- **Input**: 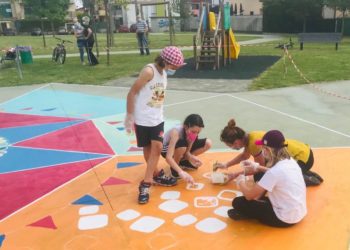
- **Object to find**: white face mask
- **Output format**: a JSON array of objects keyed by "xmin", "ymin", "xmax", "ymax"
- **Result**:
[{"xmin": 166, "ymin": 69, "xmax": 176, "ymax": 76}]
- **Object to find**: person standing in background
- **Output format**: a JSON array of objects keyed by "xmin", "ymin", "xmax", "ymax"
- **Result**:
[
  {"xmin": 72, "ymin": 17, "xmax": 86, "ymax": 65},
  {"xmin": 136, "ymin": 15, "xmax": 150, "ymax": 56},
  {"xmin": 82, "ymin": 19, "xmax": 98, "ymax": 66}
]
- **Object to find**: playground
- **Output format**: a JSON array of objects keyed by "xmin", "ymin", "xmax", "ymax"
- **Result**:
[{"xmin": 0, "ymin": 3, "xmax": 350, "ymax": 250}]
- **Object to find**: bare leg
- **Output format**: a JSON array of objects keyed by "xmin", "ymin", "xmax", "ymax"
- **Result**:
[
  {"xmin": 143, "ymin": 140, "xmax": 162, "ymax": 183},
  {"xmin": 191, "ymin": 139, "xmax": 212, "ymax": 156}
]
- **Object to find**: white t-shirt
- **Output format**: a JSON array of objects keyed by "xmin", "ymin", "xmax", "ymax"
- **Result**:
[
  {"xmin": 258, "ymin": 158, "xmax": 307, "ymax": 224},
  {"xmin": 134, "ymin": 64, "xmax": 167, "ymax": 126}
]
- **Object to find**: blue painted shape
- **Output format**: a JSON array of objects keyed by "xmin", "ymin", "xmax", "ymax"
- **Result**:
[
  {"xmin": 0, "ymin": 147, "xmax": 110, "ymax": 174},
  {"xmin": 117, "ymin": 162, "xmax": 142, "ymax": 169},
  {"xmin": 117, "ymin": 127, "xmax": 125, "ymax": 131},
  {"xmin": 0, "ymin": 234, "xmax": 5, "ymax": 247},
  {"xmin": 0, "ymin": 120, "xmax": 84, "ymax": 144},
  {"xmin": 72, "ymin": 195, "xmax": 103, "ymax": 205},
  {"xmin": 0, "ymin": 89, "xmax": 126, "ymax": 118},
  {"xmin": 41, "ymin": 108, "xmax": 57, "ymax": 111}
]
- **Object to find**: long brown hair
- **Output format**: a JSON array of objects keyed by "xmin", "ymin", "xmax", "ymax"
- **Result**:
[
  {"xmin": 265, "ymin": 147, "xmax": 291, "ymax": 168},
  {"xmin": 154, "ymin": 56, "xmax": 165, "ymax": 68},
  {"xmin": 220, "ymin": 119, "xmax": 246, "ymax": 144}
]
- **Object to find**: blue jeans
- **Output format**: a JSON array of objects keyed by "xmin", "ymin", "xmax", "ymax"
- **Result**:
[
  {"xmin": 137, "ymin": 32, "xmax": 150, "ymax": 55},
  {"xmin": 77, "ymin": 39, "xmax": 86, "ymax": 62}
]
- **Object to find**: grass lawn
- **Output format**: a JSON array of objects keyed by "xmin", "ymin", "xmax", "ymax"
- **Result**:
[{"xmin": 0, "ymin": 33, "xmax": 349, "ymax": 90}]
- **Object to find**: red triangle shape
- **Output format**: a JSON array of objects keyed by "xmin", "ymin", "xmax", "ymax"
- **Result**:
[
  {"xmin": 0, "ymin": 112, "xmax": 79, "ymax": 129},
  {"xmin": 0, "ymin": 157, "xmax": 109, "ymax": 220},
  {"xmin": 102, "ymin": 177, "xmax": 130, "ymax": 186},
  {"xmin": 15, "ymin": 120, "xmax": 114, "ymax": 155},
  {"xmin": 28, "ymin": 216, "xmax": 57, "ymax": 229}
]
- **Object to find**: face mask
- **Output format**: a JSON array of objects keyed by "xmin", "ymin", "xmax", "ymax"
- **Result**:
[
  {"xmin": 187, "ymin": 131, "xmax": 197, "ymax": 142},
  {"xmin": 166, "ymin": 69, "xmax": 176, "ymax": 76}
]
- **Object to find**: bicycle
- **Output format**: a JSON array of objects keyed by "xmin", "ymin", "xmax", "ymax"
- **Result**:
[{"xmin": 52, "ymin": 37, "xmax": 72, "ymax": 64}]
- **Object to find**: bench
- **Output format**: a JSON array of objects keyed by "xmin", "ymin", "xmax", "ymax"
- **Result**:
[{"xmin": 298, "ymin": 32, "xmax": 342, "ymax": 50}]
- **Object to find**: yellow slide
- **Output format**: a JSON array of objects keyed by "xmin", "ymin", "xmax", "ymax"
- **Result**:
[
  {"xmin": 209, "ymin": 12, "xmax": 216, "ymax": 31},
  {"xmin": 224, "ymin": 28, "xmax": 240, "ymax": 59}
]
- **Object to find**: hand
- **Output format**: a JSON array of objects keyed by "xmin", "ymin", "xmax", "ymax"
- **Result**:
[
  {"xmin": 179, "ymin": 171, "xmax": 194, "ymax": 185},
  {"xmin": 213, "ymin": 162, "xmax": 228, "ymax": 171},
  {"xmin": 124, "ymin": 113, "xmax": 135, "ymax": 134},
  {"xmin": 240, "ymin": 160, "xmax": 259, "ymax": 175},
  {"xmin": 234, "ymin": 174, "xmax": 246, "ymax": 187},
  {"xmin": 189, "ymin": 155, "xmax": 202, "ymax": 167}
]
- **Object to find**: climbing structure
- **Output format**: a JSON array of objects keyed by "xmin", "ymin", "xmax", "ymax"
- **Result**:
[{"xmin": 193, "ymin": 1, "xmax": 240, "ymax": 70}]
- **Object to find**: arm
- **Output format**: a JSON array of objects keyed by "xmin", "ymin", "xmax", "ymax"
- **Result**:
[
  {"xmin": 165, "ymin": 130, "xmax": 194, "ymax": 184},
  {"xmin": 124, "ymin": 66, "xmax": 153, "ymax": 132},
  {"xmin": 86, "ymin": 27, "xmax": 93, "ymax": 39},
  {"xmin": 216, "ymin": 148, "xmax": 250, "ymax": 170},
  {"xmin": 237, "ymin": 181, "xmax": 266, "ymax": 200}
]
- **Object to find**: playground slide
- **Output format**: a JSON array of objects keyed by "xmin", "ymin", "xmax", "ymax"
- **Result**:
[
  {"xmin": 225, "ymin": 28, "xmax": 240, "ymax": 59},
  {"xmin": 209, "ymin": 12, "xmax": 216, "ymax": 31}
]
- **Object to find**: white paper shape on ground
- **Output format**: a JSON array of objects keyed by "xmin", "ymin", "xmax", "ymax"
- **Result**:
[
  {"xmin": 79, "ymin": 205, "xmax": 99, "ymax": 215},
  {"xmin": 217, "ymin": 190, "xmax": 243, "ymax": 201},
  {"xmin": 214, "ymin": 206, "xmax": 231, "ymax": 218},
  {"xmin": 130, "ymin": 216, "xmax": 165, "ymax": 233},
  {"xmin": 202, "ymin": 172, "xmax": 212, "ymax": 180},
  {"xmin": 195, "ymin": 217, "xmax": 227, "ymax": 233},
  {"xmin": 173, "ymin": 214, "xmax": 197, "ymax": 226},
  {"xmin": 160, "ymin": 191, "xmax": 181, "ymax": 200},
  {"xmin": 186, "ymin": 182, "xmax": 204, "ymax": 190},
  {"xmin": 194, "ymin": 196, "xmax": 219, "ymax": 208},
  {"xmin": 159, "ymin": 200, "xmax": 188, "ymax": 213},
  {"xmin": 78, "ymin": 214, "xmax": 108, "ymax": 230},
  {"xmin": 116, "ymin": 209, "xmax": 141, "ymax": 221}
]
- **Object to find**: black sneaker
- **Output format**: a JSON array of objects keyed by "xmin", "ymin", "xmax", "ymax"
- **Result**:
[
  {"xmin": 138, "ymin": 181, "xmax": 151, "ymax": 204},
  {"xmin": 227, "ymin": 209, "xmax": 246, "ymax": 221},
  {"xmin": 303, "ymin": 173, "xmax": 321, "ymax": 186},
  {"xmin": 170, "ymin": 167, "xmax": 180, "ymax": 179},
  {"xmin": 179, "ymin": 160, "xmax": 198, "ymax": 171},
  {"xmin": 306, "ymin": 170, "xmax": 324, "ymax": 183},
  {"xmin": 153, "ymin": 169, "xmax": 177, "ymax": 186}
]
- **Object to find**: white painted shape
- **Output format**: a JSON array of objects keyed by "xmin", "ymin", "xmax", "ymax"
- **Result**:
[
  {"xmin": 159, "ymin": 200, "xmax": 188, "ymax": 213},
  {"xmin": 202, "ymin": 172, "xmax": 212, "ymax": 180},
  {"xmin": 78, "ymin": 214, "xmax": 108, "ymax": 230},
  {"xmin": 217, "ymin": 190, "xmax": 243, "ymax": 201},
  {"xmin": 130, "ymin": 216, "xmax": 165, "ymax": 233},
  {"xmin": 195, "ymin": 217, "xmax": 227, "ymax": 233},
  {"xmin": 79, "ymin": 205, "xmax": 99, "ymax": 215},
  {"xmin": 214, "ymin": 206, "xmax": 231, "ymax": 218},
  {"xmin": 173, "ymin": 214, "xmax": 197, "ymax": 226},
  {"xmin": 116, "ymin": 209, "xmax": 141, "ymax": 221},
  {"xmin": 160, "ymin": 191, "xmax": 181, "ymax": 200},
  {"xmin": 186, "ymin": 182, "xmax": 204, "ymax": 190},
  {"xmin": 194, "ymin": 196, "xmax": 219, "ymax": 208}
]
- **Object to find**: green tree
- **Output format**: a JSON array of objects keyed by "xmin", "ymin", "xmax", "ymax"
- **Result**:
[
  {"xmin": 324, "ymin": 0, "xmax": 350, "ymax": 34},
  {"xmin": 23, "ymin": 0, "xmax": 69, "ymax": 47},
  {"xmin": 262, "ymin": 0, "xmax": 324, "ymax": 32}
]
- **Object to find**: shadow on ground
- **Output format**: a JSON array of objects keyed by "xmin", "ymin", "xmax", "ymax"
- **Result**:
[{"xmin": 169, "ymin": 56, "xmax": 280, "ymax": 79}]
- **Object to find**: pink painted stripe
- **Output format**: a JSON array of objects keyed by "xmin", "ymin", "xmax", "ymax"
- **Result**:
[{"xmin": 0, "ymin": 157, "xmax": 109, "ymax": 220}]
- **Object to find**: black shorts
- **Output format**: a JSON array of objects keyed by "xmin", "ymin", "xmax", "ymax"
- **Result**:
[
  {"xmin": 135, "ymin": 122, "xmax": 164, "ymax": 147},
  {"xmin": 161, "ymin": 138, "xmax": 207, "ymax": 157}
]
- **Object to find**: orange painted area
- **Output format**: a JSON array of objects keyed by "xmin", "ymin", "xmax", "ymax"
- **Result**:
[{"xmin": 0, "ymin": 148, "xmax": 349, "ymax": 249}]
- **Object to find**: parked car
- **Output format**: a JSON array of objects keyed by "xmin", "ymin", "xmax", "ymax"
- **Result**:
[
  {"xmin": 2, "ymin": 28, "xmax": 16, "ymax": 36},
  {"xmin": 129, "ymin": 24, "xmax": 137, "ymax": 33},
  {"xmin": 117, "ymin": 25, "xmax": 129, "ymax": 33},
  {"xmin": 57, "ymin": 26, "xmax": 68, "ymax": 35},
  {"xmin": 31, "ymin": 27, "xmax": 42, "ymax": 36}
]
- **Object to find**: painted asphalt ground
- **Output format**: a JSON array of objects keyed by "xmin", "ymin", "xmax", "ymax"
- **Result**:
[{"xmin": 1, "ymin": 81, "xmax": 349, "ymax": 150}]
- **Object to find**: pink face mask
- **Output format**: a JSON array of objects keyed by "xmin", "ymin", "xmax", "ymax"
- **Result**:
[{"xmin": 187, "ymin": 131, "xmax": 197, "ymax": 142}]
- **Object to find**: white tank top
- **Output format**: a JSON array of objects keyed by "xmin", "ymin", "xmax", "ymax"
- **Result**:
[
  {"xmin": 162, "ymin": 125, "xmax": 184, "ymax": 152},
  {"xmin": 134, "ymin": 64, "xmax": 167, "ymax": 126}
]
